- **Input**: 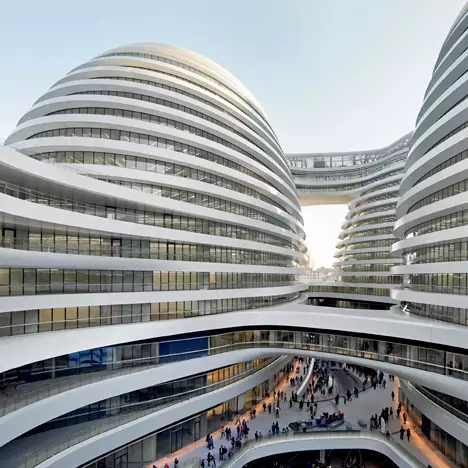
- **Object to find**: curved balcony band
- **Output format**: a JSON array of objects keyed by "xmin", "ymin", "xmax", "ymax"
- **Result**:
[
  {"xmin": 223, "ymin": 431, "xmax": 423, "ymax": 468},
  {"xmin": 394, "ymin": 3, "xmax": 468, "ymax": 326},
  {"xmin": 0, "ymin": 42, "xmax": 308, "ymax": 466}
]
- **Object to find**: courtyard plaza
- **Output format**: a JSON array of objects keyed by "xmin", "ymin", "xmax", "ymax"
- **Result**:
[{"xmin": 148, "ymin": 360, "xmax": 455, "ymax": 468}]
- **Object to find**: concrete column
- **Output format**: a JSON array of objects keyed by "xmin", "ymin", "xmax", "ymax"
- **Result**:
[
  {"xmin": 128, "ymin": 439, "xmax": 143, "ymax": 465},
  {"xmin": 141, "ymin": 436, "xmax": 157, "ymax": 464},
  {"xmin": 320, "ymin": 450, "xmax": 326, "ymax": 462},
  {"xmin": 199, "ymin": 413, "xmax": 208, "ymax": 439}
]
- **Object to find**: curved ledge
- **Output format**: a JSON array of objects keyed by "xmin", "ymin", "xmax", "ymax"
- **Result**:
[
  {"xmin": 3, "ymin": 303, "xmax": 468, "ymax": 374},
  {"xmin": 224, "ymin": 431, "xmax": 423, "ymax": 468},
  {"xmin": 3, "ymin": 357, "xmax": 287, "ymax": 468},
  {"xmin": 0, "ymin": 349, "xmax": 281, "ymax": 447},
  {"xmin": 391, "ymin": 286, "xmax": 468, "ymax": 309},
  {"xmin": 0, "ymin": 283, "xmax": 307, "ymax": 314},
  {"xmin": 399, "ymin": 379, "xmax": 468, "ymax": 446}
]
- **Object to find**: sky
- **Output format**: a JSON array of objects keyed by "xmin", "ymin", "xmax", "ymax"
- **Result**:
[{"xmin": 0, "ymin": 0, "xmax": 465, "ymax": 267}]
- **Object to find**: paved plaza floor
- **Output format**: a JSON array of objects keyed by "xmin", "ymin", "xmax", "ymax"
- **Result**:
[{"xmin": 148, "ymin": 360, "xmax": 456, "ymax": 468}]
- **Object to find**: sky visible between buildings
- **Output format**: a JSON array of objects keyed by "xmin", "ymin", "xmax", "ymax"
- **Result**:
[{"xmin": 0, "ymin": 0, "xmax": 464, "ymax": 266}]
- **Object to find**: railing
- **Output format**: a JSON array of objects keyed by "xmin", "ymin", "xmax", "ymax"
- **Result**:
[
  {"xmin": 4, "ymin": 332, "xmax": 468, "ymax": 419},
  {"xmin": 222, "ymin": 429, "xmax": 425, "ymax": 468},
  {"xmin": 15, "ymin": 358, "xmax": 281, "ymax": 468},
  {"xmin": 0, "ymin": 281, "xmax": 297, "ymax": 297},
  {"xmin": 295, "ymin": 171, "xmax": 404, "ymax": 193},
  {"xmin": 411, "ymin": 383, "xmax": 468, "ymax": 424},
  {"xmin": 291, "ymin": 154, "xmax": 407, "ymax": 179},
  {"xmin": 0, "ymin": 179, "xmax": 298, "ymax": 251},
  {"xmin": 0, "ymin": 238, "xmax": 296, "ymax": 268},
  {"xmin": 0, "ymin": 293, "xmax": 302, "ymax": 337},
  {"xmin": 404, "ymin": 283, "xmax": 468, "ymax": 295}
]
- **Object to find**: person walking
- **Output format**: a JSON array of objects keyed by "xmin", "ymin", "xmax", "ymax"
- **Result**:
[
  {"xmin": 399, "ymin": 426, "xmax": 405, "ymax": 440},
  {"xmin": 263, "ymin": 402, "xmax": 266, "ymax": 412},
  {"xmin": 268, "ymin": 402, "xmax": 272, "ymax": 414},
  {"xmin": 396, "ymin": 407, "xmax": 401, "ymax": 419},
  {"xmin": 390, "ymin": 407, "xmax": 393, "ymax": 418},
  {"xmin": 403, "ymin": 412, "xmax": 407, "ymax": 424},
  {"xmin": 383, "ymin": 379, "xmax": 386, "ymax": 388},
  {"xmin": 174, "ymin": 458, "xmax": 179, "ymax": 468},
  {"xmin": 335, "ymin": 393, "xmax": 340, "ymax": 405},
  {"xmin": 275, "ymin": 405, "xmax": 280, "ymax": 418},
  {"xmin": 407, "ymin": 428, "xmax": 411, "ymax": 441},
  {"xmin": 391, "ymin": 390, "xmax": 395, "ymax": 401}
]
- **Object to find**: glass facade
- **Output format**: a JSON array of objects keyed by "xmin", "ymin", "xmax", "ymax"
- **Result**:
[
  {"xmin": 24, "ymin": 359, "xmax": 271, "ymax": 436},
  {"xmin": 399, "ymin": 388, "xmax": 468, "ymax": 467},
  {"xmin": 81, "ymin": 381, "xmax": 271, "ymax": 468},
  {"xmin": 29, "ymin": 151, "xmax": 289, "ymax": 216},
  {"xmin": 0, "ymin": 180, "xmax": 297, "ymax": 249},
  {"xmin": 0, "ymin": 293, "xmax": 299, "ymax": 336}
]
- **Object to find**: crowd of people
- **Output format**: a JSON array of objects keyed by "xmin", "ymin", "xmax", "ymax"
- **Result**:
[{"xmin": 151, "ymin": 359, "xmax": 421, "ymax": 468}]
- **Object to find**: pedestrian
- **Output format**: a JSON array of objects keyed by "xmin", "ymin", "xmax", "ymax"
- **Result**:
[
  {"xmin": 201, "ymin": 459, "xmax": 205, "ymax": 468},
  {"xmin": 383, "ymin": 379, "xmax": 386, "ymax": 388},
  {"xmin": 335, "ymin": 394, "xmax": 340, "ymax": 405},
  {"xmin": 403, "ymin": 413, "xmax": 407, "ymax": 424},
  {"xmin": 390, "ymin": 407, "xmax": 393, "ymax": 418},
  {"xmin": 391, "ymin": 391, "xmax": 395, "ymax": 401},
  {"xmin": 268, "ymin": 402, "xmax": 272, "ymax": 414},
  {"xmin": 343, "ymin": 395, "xmax": 346, "ymax": 405},
  {"xmin": 289, "ymin": 397, "xmax": 292, "ymax": 408},
  {"xmin": 275, "ymin": 405, "xmax": 280, "ymax": 418},
  {"xmin": 396, "ymin": 407, "xmax": 401, "ymax": 418},
  {"xmin": 255, "ymin": 431, "xmax": 259, "ymax": 441},
  {"xmin": 400, "ymin": 426, "xmax": 405, "ymax": 440},
  {"xmin": 174, "ymin": 458, "xmax": 179, "ymax": 468},
  {"xmin": 263, "ymin": 402, "xmax": 266, "ymax": 412},
  {"xmin": 221, "ymin": 426, "xmax": 225, "ymax": 439},
  {"xmin": 407, "ymin": 428, "xmax": 411, "ymax": 441}
]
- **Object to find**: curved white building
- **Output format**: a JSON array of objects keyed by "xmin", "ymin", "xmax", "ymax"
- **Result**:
[
  {"xmin": 392, "ymin": 4, "xmax": 468, "ymax": 326},
  {"xmin": 287, "ymin": 135, "xmax": 411, "ymax": 305},
  {"xmin": 1, "ymin": 42, "xmax": 307, "ymax": 335},
  {"xmin": 3, "ymin": 5, "xmax": 468, "ymax": 466},
  {"xmin": 0, "ymin": 43, "xmax": 307, "ymax": 467}
]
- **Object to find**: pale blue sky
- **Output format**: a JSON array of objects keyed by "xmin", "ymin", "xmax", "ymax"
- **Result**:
[{"xmin": 0, "ymin": 0, "xmax": 465, "ymax": 266}]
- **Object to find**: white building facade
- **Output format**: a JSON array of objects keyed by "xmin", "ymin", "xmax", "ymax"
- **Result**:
[{"xmin": 2, "ymin": 4, "xmax": 468, "ymax": 466}]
